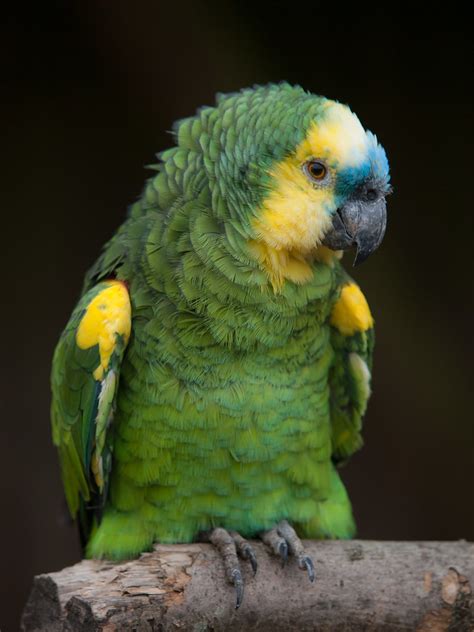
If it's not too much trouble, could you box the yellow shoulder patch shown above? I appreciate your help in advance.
[76,281,131,381]
[330,283,373,336]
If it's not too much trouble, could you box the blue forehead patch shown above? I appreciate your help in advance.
[335,132,390,200]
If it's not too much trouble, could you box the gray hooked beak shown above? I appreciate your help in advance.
[322,196,387,266]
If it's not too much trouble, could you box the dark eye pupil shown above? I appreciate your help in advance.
[309,161,326,179]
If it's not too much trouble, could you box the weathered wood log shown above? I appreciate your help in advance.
[21,540,473,631]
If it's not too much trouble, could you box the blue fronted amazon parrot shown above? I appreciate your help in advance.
[51,84,390,606]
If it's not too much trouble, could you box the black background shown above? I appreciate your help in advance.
[1,2,473,629]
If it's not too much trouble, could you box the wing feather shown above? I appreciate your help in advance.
[51,281,131,535]
[329,279,374,463]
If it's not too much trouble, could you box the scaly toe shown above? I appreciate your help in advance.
[208,527,246,608]
[260,527,289,567]
[230,530,258,576]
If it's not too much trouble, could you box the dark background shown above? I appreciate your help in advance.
[1,2,472,629]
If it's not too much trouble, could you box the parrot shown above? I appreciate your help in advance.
[51,83,390,607]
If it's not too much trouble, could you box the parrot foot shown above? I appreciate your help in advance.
[206,527,257,608]
[260,520,315,582]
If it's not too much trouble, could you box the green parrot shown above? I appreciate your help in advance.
[51,83,390,606]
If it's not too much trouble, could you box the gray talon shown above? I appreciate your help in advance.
[299,555,315,582]
[230,531,258,576]
[232,568,244,609]
[279,540,288,567]
[244,545,258,575]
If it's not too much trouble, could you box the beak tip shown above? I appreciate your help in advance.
[353,253,367,267]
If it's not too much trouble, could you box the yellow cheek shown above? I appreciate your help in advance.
[330,283,373,336]
[252,160,334,253]
[76,281,131,381]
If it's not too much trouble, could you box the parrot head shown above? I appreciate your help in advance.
[174,84,390,290]
[249,94,390,264]
[172,83,390,291]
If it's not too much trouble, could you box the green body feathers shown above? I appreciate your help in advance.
[51,84,387,560]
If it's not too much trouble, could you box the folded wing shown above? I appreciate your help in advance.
[51,281,131,540]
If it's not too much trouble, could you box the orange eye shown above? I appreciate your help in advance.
[306,160,327,181]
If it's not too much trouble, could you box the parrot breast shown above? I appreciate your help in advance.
[108,259,340,543]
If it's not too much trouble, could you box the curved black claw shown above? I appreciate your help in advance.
[231,568,244,609]
[231,531,258,576]
[299,555,315,583]
[243,544,258,576]
[279,540,289,567]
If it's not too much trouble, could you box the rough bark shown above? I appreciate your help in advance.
[21,540,474,631]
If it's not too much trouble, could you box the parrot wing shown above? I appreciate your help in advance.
[328,281,374,463]
[51,280,131,538]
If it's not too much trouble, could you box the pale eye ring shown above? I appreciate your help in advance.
[304,159,329,183]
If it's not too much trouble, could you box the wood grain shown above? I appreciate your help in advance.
[21,540,474,631]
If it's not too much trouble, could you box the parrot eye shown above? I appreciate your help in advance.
[305,160,328,182]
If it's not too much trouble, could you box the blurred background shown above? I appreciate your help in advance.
[1,2,472,629]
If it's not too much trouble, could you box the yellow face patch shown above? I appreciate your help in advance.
[330,283,373,336]
[252,154,334,254]
[250,101,369,290]
[76,281,131,381]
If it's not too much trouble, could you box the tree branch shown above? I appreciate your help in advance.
[21,540,473,631]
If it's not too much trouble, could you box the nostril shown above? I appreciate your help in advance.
[366,189,378,201]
